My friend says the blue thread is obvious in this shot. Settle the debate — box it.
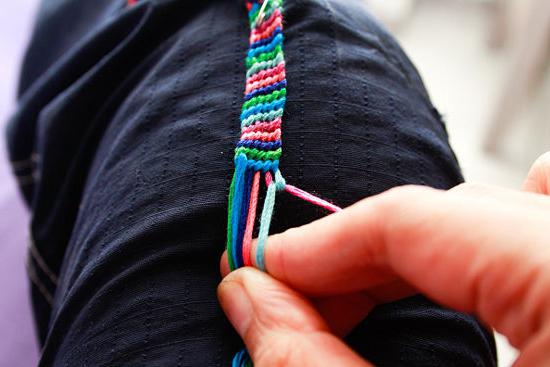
[249,2,260,14]
[232,349,251,367]
[247,33,284,58]
[231,154,248,268]
[240,98,286,120]
[236,156,279,172]
[236,169,253,266]
[245,158,279,172]
[244,80,286,101]
[237,140,282,150]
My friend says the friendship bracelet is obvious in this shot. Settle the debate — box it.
[228,0,341,273]
[228,1,341,365]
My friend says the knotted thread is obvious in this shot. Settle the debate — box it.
[226,1,342,365]
[226,0,287,272]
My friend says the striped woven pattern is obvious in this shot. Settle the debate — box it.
[238,0,286,172]
[226,0,287,273]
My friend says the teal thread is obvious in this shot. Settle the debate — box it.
[256,170,286,271]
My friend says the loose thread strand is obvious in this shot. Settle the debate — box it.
[255,171,279,271]
[264,170,342,212]
[243,171,261,266]
[284,184,342,212]
[236,170,254,265]
[230,154,249,270]
[226,170,238,271]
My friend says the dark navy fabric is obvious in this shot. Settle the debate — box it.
[7,0,497,366]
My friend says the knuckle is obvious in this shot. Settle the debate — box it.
[362,185,434,232]
[451,182,491,195]
[378,185,434,208]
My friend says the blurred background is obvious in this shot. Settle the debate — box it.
[1,0,548,365]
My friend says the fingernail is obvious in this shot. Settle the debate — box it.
[218,278,252,336]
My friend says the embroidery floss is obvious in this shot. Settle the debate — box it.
[227,0,287,273]
[227,0,341,365]
[227,0,341,272]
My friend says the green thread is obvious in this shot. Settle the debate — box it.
[241,109,283,127]
[246,53,285,78]
[226,170,237,271]
[235,147,282,161]
[242,89,286,111]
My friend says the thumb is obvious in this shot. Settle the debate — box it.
[217,268,369,367]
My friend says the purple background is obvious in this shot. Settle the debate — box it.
[0,1,41,366]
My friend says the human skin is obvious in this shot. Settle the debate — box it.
[218,152,550,367]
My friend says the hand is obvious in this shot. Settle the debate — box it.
[218,153,550,367]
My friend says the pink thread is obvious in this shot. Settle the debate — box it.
[264,172,341,212]
[250,12,283,43]
[241,129,281,142]
[246,72,286,94]
[241,119,281,134]
[246,63,285,84]
[285,184,342,212]
[254,9,281,33]
[265,171,274,186]
[242,171,261,266]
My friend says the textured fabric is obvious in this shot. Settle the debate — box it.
[7,0,497,366]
